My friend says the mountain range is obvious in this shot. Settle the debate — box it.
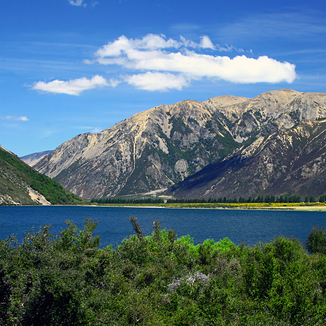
[168,119,326,199]
[32,89,326,200]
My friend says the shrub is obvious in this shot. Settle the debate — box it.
[306,225,326,255]
[1,220,326,325]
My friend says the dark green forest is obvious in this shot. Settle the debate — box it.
[1,219,326,325]
[90,193,325,204]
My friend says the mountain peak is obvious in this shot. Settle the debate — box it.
[33,89,326,199]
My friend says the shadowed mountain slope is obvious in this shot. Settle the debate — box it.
[168,119,326,199]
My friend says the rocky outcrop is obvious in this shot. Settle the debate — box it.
[34,89,326,199]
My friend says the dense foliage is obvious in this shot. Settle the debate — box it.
[90,198,165,204]
[306,226,326,255]
[90,193,326,205]
[0,147,83,205]
[1,219,326,325]
[166,195,304,204]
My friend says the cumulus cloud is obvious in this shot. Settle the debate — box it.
[1,116,29,121]
[95,34,180,59]
[94,34,216,58]
[92,34,297,90]
[125,72,190,91]
[31,75,114,95]
[32,34,297,94]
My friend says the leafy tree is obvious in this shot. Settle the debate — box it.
[306,225,326,255]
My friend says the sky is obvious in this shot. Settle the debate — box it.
[1,0,326,157]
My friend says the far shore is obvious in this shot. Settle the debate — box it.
[4,203,326,212]
[88,202,326,211]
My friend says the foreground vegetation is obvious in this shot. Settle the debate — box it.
[1,219,326,325]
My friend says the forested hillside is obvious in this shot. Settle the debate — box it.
[0,146,83,205]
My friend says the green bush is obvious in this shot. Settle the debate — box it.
[1,219,326,325]
[306,225,326,255]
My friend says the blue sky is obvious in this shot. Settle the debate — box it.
[1,0,325,156]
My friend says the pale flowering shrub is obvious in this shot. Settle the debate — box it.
[168,271,210,292]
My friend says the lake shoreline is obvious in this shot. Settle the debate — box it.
[4,203,326,212]
[88,203,326,211]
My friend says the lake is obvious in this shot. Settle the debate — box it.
[1,206,326,248]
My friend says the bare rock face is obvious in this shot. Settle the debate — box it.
[168,119,326,199]
[34,89,326,199]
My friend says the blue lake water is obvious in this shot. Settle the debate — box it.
[1,206,326,248]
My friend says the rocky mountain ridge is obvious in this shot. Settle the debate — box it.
[168,119,326,199]
[21,150,53,167]
[34,89,326,199]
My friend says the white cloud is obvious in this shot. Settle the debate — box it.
[132,34,181,50]
[216,44,245,52]
[31,75,112,95]
[125,72,189,91]
[199,36,215,50]
[107,78,121,88]
[95,34,181,58]
[69,0,85,6]
[94,34,218,59]
[69,0,99,7]
[31,34,297,95]
[179,36,198,49]
[1,116,29,121]
[91,127,102,133]
[93,34,297,86]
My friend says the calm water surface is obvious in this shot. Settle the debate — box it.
[1,206,326,247]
